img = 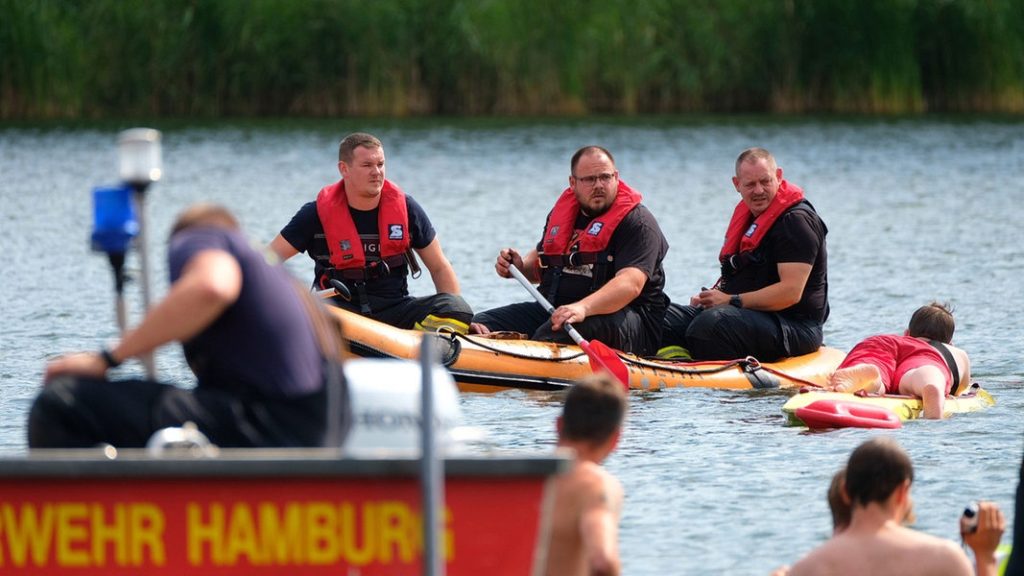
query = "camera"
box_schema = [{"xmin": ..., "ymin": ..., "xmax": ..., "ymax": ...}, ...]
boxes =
[{"xmin": 962, "ymin": 502, "xmax": 979, "ymax": 534}]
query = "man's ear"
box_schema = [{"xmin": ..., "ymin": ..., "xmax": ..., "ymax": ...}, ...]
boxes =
[
  {"xmin": 604, "ymin": 428, "xmax": 622, "ymax": 454},
  {"xmin": 894, "ymin": 479, "xmax": 912, "ymax": 508},
  {"xmin": 776, "ymin": 167, "xmax": 784, "ymax": 180}
]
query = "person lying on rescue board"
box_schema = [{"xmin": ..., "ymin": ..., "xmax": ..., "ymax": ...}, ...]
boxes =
[
  {"xmin": 827, "ymin": 302, "xmax": 971, "ymax": 419},
  {"xmin": 269, "ymin": 132, "xmax": 473, "ymax": 334},
  {"xmin": 470, "ymin": 145, "xmax": 670, "ymax": 356}
]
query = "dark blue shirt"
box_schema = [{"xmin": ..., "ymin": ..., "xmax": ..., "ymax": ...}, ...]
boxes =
[
  {"xmin": 279, "ymin": 193, "xmax": 436, "ymax": 300},
  {"xmin": 168, "ymin": 227, "xmax": 323, "ymax": 398}
]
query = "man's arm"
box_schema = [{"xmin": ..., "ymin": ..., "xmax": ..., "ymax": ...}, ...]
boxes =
[
  {"xmin": 551, "ymin": 267, "xmax": 646, "ymax": 331},
  {"xmin": 268, "ymin": 234, "xmax": 300, "ymax": 263},
  {"xmin": 578, "ymin": 473, "xmax": 622, "ymax": 576},
  {"xmin": 416, "ymin": 237, "xmax": 461, "ymax": 294},
  {"xmin": 44, "ymin": 250, "xmax": 242, "ymax": 382},
  {"xmin": 696, "ymin": 262, "xmax": 811, "ymax": 310}
]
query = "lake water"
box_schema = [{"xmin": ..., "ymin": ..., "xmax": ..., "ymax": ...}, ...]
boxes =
[{"xmin": 1, "ymin": 117, "xmax": 1022, "ymax": 574}]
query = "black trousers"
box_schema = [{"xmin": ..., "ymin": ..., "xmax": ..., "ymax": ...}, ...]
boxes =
[
  {"xmin": 661, "ymin": 303, "xmax": 823, "ymax": 361},
  {"xmin": 472, "ymin": 301, "xmax": 658, "ymax": 356},
  {"xmin": 334, "ymin": 292, "xmax": 473, "ymax": 329},
  {"xmin": 28, "ymin": 376, "xmax": 336, "ymax": 449}
]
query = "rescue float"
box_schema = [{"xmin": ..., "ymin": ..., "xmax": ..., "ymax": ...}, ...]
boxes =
[
  {"xmin": 329, "ymin": 306, "xmax": 846, "ymax": 392},
  {"xmin": 781, "ymin": 385, "xmax": 996, "ymax": 428}
]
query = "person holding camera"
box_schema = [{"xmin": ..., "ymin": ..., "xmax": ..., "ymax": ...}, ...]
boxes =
[{"xmin": 782, "ymin": 437, "xmax": 1001, "ymax": 576}]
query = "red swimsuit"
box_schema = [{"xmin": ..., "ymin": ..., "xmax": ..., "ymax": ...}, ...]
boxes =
[{"xmin": 838, "ymin": 334, "xmax": 953, "ymax": 395}]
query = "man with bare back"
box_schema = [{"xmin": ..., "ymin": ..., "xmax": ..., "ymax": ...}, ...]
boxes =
[{"xmin": 546, "ymin": 373, "xmax": 627, "ymax": 576}]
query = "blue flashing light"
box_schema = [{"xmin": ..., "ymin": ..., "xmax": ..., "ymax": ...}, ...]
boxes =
[{"xmin": 91, "ymin": 185, "xmax": 139, "ymax": 254}]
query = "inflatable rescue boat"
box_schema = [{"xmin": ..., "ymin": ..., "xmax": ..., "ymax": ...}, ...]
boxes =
[{"xmin": 329, "ymin": 306, "xmax": 845, "ymax": 392}]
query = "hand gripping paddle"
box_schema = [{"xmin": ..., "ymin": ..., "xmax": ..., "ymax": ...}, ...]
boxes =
[{"xmin": 508, "ymin": 264, "xmax": 630, "ymax": 390}]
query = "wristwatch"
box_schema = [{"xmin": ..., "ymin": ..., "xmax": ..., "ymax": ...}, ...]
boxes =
[
  {"xmin": 99, "ymin": 348, "xmax": 122, "ymax": 368},
  {"xmin": 729, "ymin": 294, "xmax": 743, "ymax": 308}
]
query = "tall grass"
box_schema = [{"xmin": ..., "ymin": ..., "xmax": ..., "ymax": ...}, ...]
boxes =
[{"xmin": 2, "ymin": 0, "xmax": 1022, "ymax": 119}]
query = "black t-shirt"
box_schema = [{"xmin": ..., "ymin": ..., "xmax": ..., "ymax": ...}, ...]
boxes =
[
  {"xmin": 168, "ymin": 227, "xmax": 324, "ymax": 398},
  {"xmin": 720, "ymin": 202, "xmax": 829, "ymax": 323},
  {"xmin": 537, "ymin": 204, "xmax": 670, "ymax": 330},
  {"xmin": 279, "ymin": 194, "xmax": 436, "ymax": 300}
]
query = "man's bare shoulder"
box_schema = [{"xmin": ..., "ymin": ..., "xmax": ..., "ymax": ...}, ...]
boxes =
[
  {"xmin": 562, "ymin": 461, "xmax": 622, "ymax": 508},
  {"xmin": 790, "ymin": 528, "xmax": 972, "ymax": 576}
]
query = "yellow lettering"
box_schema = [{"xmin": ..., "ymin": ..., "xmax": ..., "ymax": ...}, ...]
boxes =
[
  {"xmin": 306, "ymin": 503, "xmax": 337, "ymax": 564},
  {"xmin": 378, "ymin": 501, "xmax": 415, "ymax": 563},
  {"xmin": 131, "ymin": 504, "xmax": 165, "ymax": 566},
  {"xmin": 223, "ymin": 503, "xmax": 261, "ymax": 565},
  {"xmin": 340, "ymin": 502, "xmax": 375, "ymax": 565},
  {"xmin": 90, "ymin": 504, "xmax": 127, "ymax": 566},
  {"xmin": 1, "ymin": 504, "xmax": 54, "ymax": 567},
  {"xmin": 258, "ymin": 503, "xmax": 303, "ymax": 565},
  {"xmin": 444, "ymin": 506, "xmax": 455, "ymax": 561},
  {"xmin": 55, "ymin": 503, "xmax": 90, "ymax": 567},
  {"xmin": 188, "ymin": 503, "xmax": 223, "ymax": 565}
]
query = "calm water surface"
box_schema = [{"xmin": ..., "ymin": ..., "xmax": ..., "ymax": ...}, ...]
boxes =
[{"xmin": 1, "ymin": 117, "xmax": 1022, "ymax": 575}]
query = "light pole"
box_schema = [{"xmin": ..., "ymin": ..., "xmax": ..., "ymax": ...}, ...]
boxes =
[{"xmin": 117, "ymin": 128, "xmax": 162, "ymax": 378}]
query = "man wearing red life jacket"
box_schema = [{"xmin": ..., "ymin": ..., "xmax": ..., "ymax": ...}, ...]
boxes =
[
  {"xmin": 269, "ymin": 133, "xmax": 472, "ymax": 333},
  {"xmin": 660, "ymin": 147, "xmax": 829, "ymax": 361},
  {"xmin": 470, "ymin": 146, "xmax": 670, "ymax": 356}
]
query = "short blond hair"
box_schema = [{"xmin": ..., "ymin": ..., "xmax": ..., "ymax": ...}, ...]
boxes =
[
  {"xmin": 735, "ymin": 147, "xmax": 777, "ymax": 175},
  {"xmin": 170, "ymin": 203, "xmax": 239, "ymax": 237}
]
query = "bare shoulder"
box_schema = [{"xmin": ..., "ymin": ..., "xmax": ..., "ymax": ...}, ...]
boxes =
[
  {"xmin": 567, "ymin": 462, "xmax": 622, "ymax": 513},
  {"xmin": 899, "ymin": 530, "xmax": 973, "ymax": 575},
  {"xmin": 787, "ymin": 540, "xmax": 837, "ymax": 576},
  {"xmin": 923, "ymin": 537, "xmax": 973, "ymax": 575}
]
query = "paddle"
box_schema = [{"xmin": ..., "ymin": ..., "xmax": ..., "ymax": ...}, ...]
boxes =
[{"xmin": 507, "ymin": 264, "xmax": 630, "ymax": 390}]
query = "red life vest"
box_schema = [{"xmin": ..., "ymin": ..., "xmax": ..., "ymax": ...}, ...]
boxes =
[
  {"xmin": 315, "ymin": 178, "xmax": 410, "ymax": 280},
  {"xmin": 719, "ymin": 179, "xmax": 804, "ymax": 265},
  {"xmin": 541, "ymin": 180, "xmax": 642, "ymax": 260}
]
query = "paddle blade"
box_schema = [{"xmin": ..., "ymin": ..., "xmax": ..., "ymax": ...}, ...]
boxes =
[{"xmin": 578, "ymin": 339, "xmax": 631, "ymax": 391}]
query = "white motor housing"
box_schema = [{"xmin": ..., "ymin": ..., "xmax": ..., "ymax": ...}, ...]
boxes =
[{"xmin": 343, "ymin": 358, "xmax": 465, "ymax": 455}]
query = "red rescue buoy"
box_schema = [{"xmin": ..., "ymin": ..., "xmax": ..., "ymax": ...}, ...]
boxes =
[{"xmin": 795, "ymin": 399, "xmax": 903, "ymax": 430}]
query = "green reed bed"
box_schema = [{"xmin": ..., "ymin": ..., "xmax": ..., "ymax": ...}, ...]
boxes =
[{"xmin": 2, "ymin": 0, "xmax": 1022, "ymax": 119}]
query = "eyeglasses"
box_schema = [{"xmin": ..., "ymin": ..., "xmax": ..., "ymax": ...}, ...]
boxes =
[{"xmin": 574, "ymin": 172, "xmax": 616, "ymax": 186}]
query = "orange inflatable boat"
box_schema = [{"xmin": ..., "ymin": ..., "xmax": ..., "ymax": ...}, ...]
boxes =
[{"xmin": 329, "ymin": 306, "xmax": 845, "ymax": 392}]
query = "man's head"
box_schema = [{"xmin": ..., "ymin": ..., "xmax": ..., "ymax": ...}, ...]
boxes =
[
  {"xmin": 558, "ymin": 373, "xmax": 627, "ymax": 453},
  {"xmin": 569, "ymin": 146, "xmax": 619, "ymax": 217},
  {"xmin": 338, "ymin": 132, "xmax": 385, "ymax": 199},
  {"xmin": 732, "ymin": 147, "xmax": 782, "ymax": 217},
  {"xmin": 907, "ymin": 302, "xmax": 955, "ymax": 343},
  {"xmin": 170, "ymin": 203, "xmax": 240, "ymax": 238},
  {"xmin": 844, "ymin": 437, "xmax": 914, "ymax": 510}
]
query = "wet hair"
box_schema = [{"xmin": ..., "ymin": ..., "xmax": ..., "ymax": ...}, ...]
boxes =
[
  {"xmin": 170, "ymin": 203, "xmax": 240, "ymax": 238},
  {"xmin": 338, "ymin": 132, "xmax": 383, "ymax": 163},
  {"xmin": 570, "ymin": 146, "xmax": 615, "ymax": 175},
  {"xmin": 844, "ymin": 437, "xmax": 914, "ymax": 508},
  {"xmin": 907, "ymin": 302, "xmax": 955, "ymax": 343},
  {"xmin": 560, "ymin": 373, "xmax": 627, "ymax": 445},
  {"xmin": 828, "ymin": 468, "xmax": 851, "ymax": 532},
  {"xmin": 735, "ymin": 147, "xmax": 777, "ymax": 175}
]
